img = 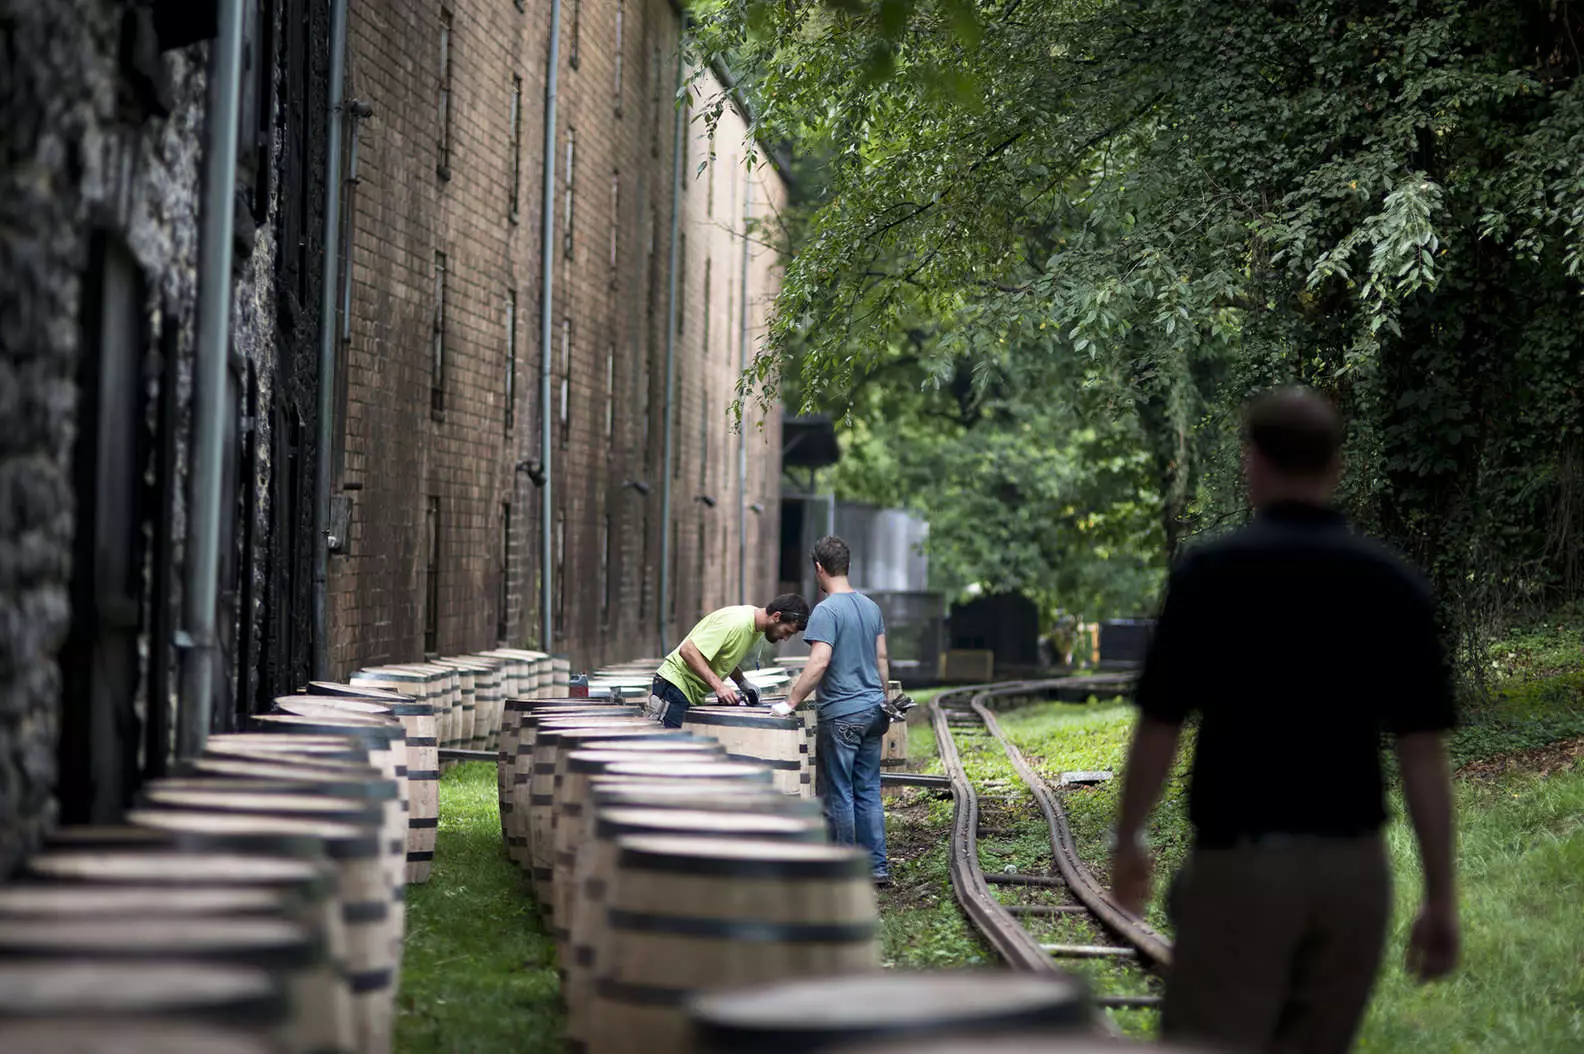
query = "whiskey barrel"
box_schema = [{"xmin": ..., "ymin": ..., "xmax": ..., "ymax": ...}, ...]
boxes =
[
  {"xmin": 827, "ymin": 1035, "xmax": 1163, "ymax": 1053},
  {"xmin": 0, "ymin": 1020, "xmax": 279, "ymax": 1054},
  {"xmin": 20, "ymin": 850, "xmax": 345, "ymax": 979},
  {"xmin": 123, "ymin": 811, "xmax": 394, "ymax": 1054},
  {"xmin": 589, "ymin": 836, "xmax": 879, "ymax": 1054},
  {"xmin": 0, "ymin": 916, "xmax": 347, "ymax": 1054},
  {"xmin": 564, "ymin": 809, "xmax": 826, "ymax": 1049},
  {"xmin": 380, "ymin": 664, "xmax": 459, "ymax": 768},
  {"xmin": 0, "ymin": 961, "xmax": 286, "ymax": 1027},
  {"xmin": 454, "ymin": 656, "xmax": 506, "ymax": 749},
  {"xmin": 680, "ymin": 708, "xmax": 809, "ymax": 796},
  {"xmin": 551, "ymin": 654, "xmax": 571, "ymax": 689},
  {"xmin": 526, "ymin": 720, "xmax": 663, "ymax": 900},
  {"xmin": 434, "ymin": 658, "xmax": 498, "ymax": 751},
  {"xmin": 551, "ymin": 742, "xmax": 730, "ymax": 928},
  {"xmin": 586, "ymin": 780, "xmax": 824, "ymax": 820},
  {"xmin": 508, "ymin": 708, "xmax": 644, "ymax": 870},
  {"xmin": 685, "ymin": 972, "xmax": 1091, "ymax": 1053},
  {"xmin": 275, "ymin": 692, "xmax": 436, "ymax": 886}
]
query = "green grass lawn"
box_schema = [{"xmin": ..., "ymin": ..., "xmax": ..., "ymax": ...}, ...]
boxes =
[{"xmin": 396, "ymin": 763, "xmax": 561, "ymax": 1054}]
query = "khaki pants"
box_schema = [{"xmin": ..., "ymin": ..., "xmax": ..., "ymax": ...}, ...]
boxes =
[{"xmin": 1163, "ymin": 834, "xmax": 1390, "ymax": 1054}]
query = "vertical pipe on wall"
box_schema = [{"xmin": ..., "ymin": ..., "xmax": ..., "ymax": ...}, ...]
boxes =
[
  {"xmin": 540, "ymin": 0, "xmax": 564, "ymax": 654},
  {"xmin": 177, "ymin": 0, "xmax": 246, "ymax": 759},
  {"xmin": 312, "ymin": 0, "xmax": 351, "ymax": 681},
  {"xmin": 735, "ymin": 175, "xmax": 752, "ymax": 604},
  {"xmin": 657, "ymin": 39, "xmax": 686, "ymax": 657}
]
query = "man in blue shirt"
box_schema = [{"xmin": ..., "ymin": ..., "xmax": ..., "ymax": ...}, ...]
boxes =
[{"xmin": 785, "ymin": 535, "xmax": 892, "ymax": 885}]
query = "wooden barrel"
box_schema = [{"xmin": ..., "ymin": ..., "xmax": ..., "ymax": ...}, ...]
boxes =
[
  {"xmin": 0, "ymin": 961, "xmax": 287, "ymax": 1028},
  {"xmin": 586, "ymin": 781, "xmax": 824, "ymax": 820},
  {"xmin": 589, "ymin": 836, "xmax": 879, "ymax": 1054},
  {"xmin": 435, "ymin": 658, "xmax": 496, "ymax": 751},
  {"xmin": 20, "ymin": 850, "xmax": 347, "ymax": 985},
  {"xmin": 497, "ymin": 699, "xmax": 528, "ymax": 859},
  {"xmin": 206, "ymin": 733, "xmax": 371, "ymax": 765},
  {"xmin": 550, "ymin": 742, "xmax": 730, "ymax": 937},
  {"xmin": 450, "ymin": 656, "xmax": 504, "ymax": 750},
  {"xmin": 0, "ymin": 1020, "xmax": 281, "ymax": 1054},
  {"xmin": 0, "ymin": 884, "xmax": 288, "ymax": 921},
  {"xmin": 526, "ymin": 720, "xmax": 662, "ymax": 898},
  {"xmin": 320, "ymin": 680, "xmax": 440, "ymax": 884},
  {"xmin": 0, "ymin": 916, "xmax": 346, "ymax": 1054},
  {"xmin": 552, "ymin": 654, "xmax": 571, "ymax": 689},
  {"xmin": 122, "ymin": 811, "xmax": 394, "ymax": 1054},
  {"xmin": 509, "ymin": 707, "xmax": 644, "ymax": 869},
  {"xmin": 827, "ymin": 1036, "xmax": 1163, "ymax": 1053},
  {"xmin": 565, "ymin": 809, "xmax": 827, "ymax": 1049},
  {"xmin": 680, "ymin": 708, "xmax": 809, "ymax": 797},
  {"xmin": 382, "ymin": 664, "xmax": 457, "ymax": 767},
  {"xmin": 684, "ymin": 972, "xmax": 1091, "ymax": 1053}
]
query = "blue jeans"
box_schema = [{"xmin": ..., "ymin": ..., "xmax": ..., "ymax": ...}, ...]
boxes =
[
  {"xmin": 650, "ymin": 676, "xmax": 691, "ymax": 729},
  {"xmin": 817, "ymin": 705, "xmax": 889, "ymax": 878}
]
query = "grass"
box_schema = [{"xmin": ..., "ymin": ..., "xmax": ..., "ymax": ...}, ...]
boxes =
[{"xmin": 395, "ymin": 763, "xmax": 561, "ymax": 1054}]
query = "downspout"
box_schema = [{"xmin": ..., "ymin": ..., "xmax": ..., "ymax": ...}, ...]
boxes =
[
  {"xmin": 735, "ymin": 176, "xmax": 752, "ymax": 604},
  {"xmin": 312, "ymin": 0, "xmax": 351, "ymax": 680},
  {"xmin": 177, "ymin": 0, "xmax": 246, "ymax": 759},
  {"xmin": 539, "ymin": 0, "xmax": 563, "ymax": 653},
  {"xmin": 657, "ymin": 39, "xmax": 686, "ymax": 656}
]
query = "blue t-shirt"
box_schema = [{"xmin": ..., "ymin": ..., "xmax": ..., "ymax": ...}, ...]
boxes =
[{"xmin": 804, "ymin": 591, "xmax": 886, "ymax": 720}]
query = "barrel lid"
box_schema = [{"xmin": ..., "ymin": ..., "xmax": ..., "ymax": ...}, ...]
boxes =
[
  {"xmin": 595, "ymin": 808, "xmax": 822, "ymax": 841},
  {"xmin": 682, "ymin": 707, "xmax": 802, "ymax": 730},
  {"xmin": 567, "ymin": 746, "xmax": 723, "ymax": 773},
  {"xmin": 0, "ymin": 961, "xmax": 285, "ymax": 1022},
  {"xmin": 600, "ymin": 760, "xmax": 775, "ymax": 783},
  {"xmin": 139, "ymin": 787, "xmax": 382, "ymax": 826},
  {"xmin": 40, "ymin": 826, "xmax": 178, "ymax": 851},
  {"xmin": 540, "ymin": 725, "xmax": 674, "ymax": 747},
  {"xmin": 431, "ymin": 658, "xmax": 492, "ymax": 671},
  {"xmin": 0, "ymin": 916, "xmax": 323, "ymax": 970},
  {"xmin": 588, "ymin": 784, "xmax": 821, "ymax": 817},
  {"xmin": 0, "ymin": 1019, "xmax": 278, "ymax": 1053},
  {"xmin": 23, "ymin": 851, "xmax": 328, "ymax": 889},
  {"xmin": 307, "ymin": 681, "xmax": 409, "ymax": 702},
  {"xmin": 616, "ymin": 835, "xmax": 870, "ymax": 879},
  {"xmin": 687, "ymin": 973, "xmax": 1091, "ymax": 1049},
  {"xmin": 126, "ymin": 809, "xmax": 379, "ymax": 859},
  {"xmin": 150, "ymin": 775, "xmax": 397, "ymax": 803},
  {"xmin": 249, "ymin": 713, "xmax": 404, "ymax": 744},
  {"xmin": 353, "ymin": 668, "xmax": 429, "ymax": 684},
  {"xmin": 824, "ymin": 1036, "xmax": 1152, "ymax": 1054},
  {"xmin": 208, "ymin": 732, "xmax": 363, "ymax": 748},
  {"xmin": 0, "ymin": 885, "xmax": 285, "ymax": 918},
  {"xmin": 280, "ymin": 695, "xmax": 393, "ymax": 717},
  {"xmin": 186, "ymin": 756, "xmax": 387, "ymax": 789}
]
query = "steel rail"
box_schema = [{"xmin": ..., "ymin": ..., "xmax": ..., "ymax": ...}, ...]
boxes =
[
  {"xmin": 970, "ymin": 687, "xmax": 1173, "ymax": 970},
  {"xmin": 929, "ymin": 687, "xmax": 1072, "ymax": 974}
]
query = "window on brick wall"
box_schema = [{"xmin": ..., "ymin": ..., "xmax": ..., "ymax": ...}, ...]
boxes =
[
  {"xmin": 509, "ymin": 75, "xmax": 522, "ymax": 220},
  {"xmin": 604, "ymin": 341, "xmax": 615, "ymax": 441},
  {"xmin": 555, "ymin": 505, "xmax": 566, "ymax": 626},
  {"xmin": 498, "ymin": 503, "xmax": 511, "ymax": 642},
  {"xmin": 569, "ymin": 0, "xmax": 582, "ymax": 69},
  {"xmin": 563, "ymin": 129, "xmax": 576, "ymax": 258},
  {"xmin": 676, "ymin": 233, "xmax": 686, "ymax": 334},
  {"xmin": 701, "ymin": 258, "xmax": 712, "ymax": 353},
  {"xmin": 504, "ymin": 291, "xmax": 516, "ymax": 432},
  {"xmin": 437, "ymin": 9, "xmax": 452, "ymax": 181},
  {"xmin": 609, "ymin": 173, "xmax": 620, "ymax": 273},
  {"xmin": 432, "ymin": 252, "xmax": 446, "ymax": 415},
  {"xmin": 613, "ymin": 0, "xmax": 624, "ymax": 116},
  {"xmin": 650, "ymin": 46, "xmax": 661, "ymax": 158},
  {"xmin": 425, "ymin": 496, "xmax": 441, "ymax": 654},
  {"xmin": 559, "ymin": 318, "xmax": 571, "ymax": 447},
  {"xmin": 599, "ymin": 515, "xmax": 611, "ymax": 618}
]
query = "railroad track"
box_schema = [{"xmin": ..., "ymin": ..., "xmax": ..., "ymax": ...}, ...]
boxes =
[{"xmin": 929, "ymin": 676, "xmax": 1172, "ymax": 1023}]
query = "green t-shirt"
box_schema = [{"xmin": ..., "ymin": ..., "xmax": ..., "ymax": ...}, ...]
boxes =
[{"xmin": 657, "ymin": 605, "xmax": 763, "ymax": 706}]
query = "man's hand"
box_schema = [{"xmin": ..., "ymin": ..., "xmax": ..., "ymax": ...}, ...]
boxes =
[
  {"xmin": 1406, "ymin": 901, "xmax": 1459, "ymax": 982},
  {"xmin": 1109, "ymin": 836, "xmax": 1152, "ymax": 917},
  {"xmin": 714, "ymin": 680, "xmax": 740, "ymax": 706}
]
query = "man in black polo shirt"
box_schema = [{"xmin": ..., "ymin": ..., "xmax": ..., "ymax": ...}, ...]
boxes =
[{"xmin": 1110, "ymin": 387, "xmax": 1459, "ymax": 1052}]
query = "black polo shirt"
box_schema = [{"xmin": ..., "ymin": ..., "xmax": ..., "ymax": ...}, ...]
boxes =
[{"xmin": 1136, "ymin": 501, "xmax": 1456, "ymax": 844}]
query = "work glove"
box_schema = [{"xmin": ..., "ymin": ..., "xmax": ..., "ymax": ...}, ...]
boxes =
[{"xmin": 741, "ymin": 684, "xmax": 761, "ymax": 708}]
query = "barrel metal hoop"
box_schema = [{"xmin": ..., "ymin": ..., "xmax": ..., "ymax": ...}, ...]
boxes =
[
  {"xmin": 723, "ymin": 753, "xmax": 802, "ymax": 771},
  {"xmin": 343, "ymin": 900, "xmax": 390, "ymax": 925},
  {"xmin": 682, "ymin": 712, "xmax": 801, "ymax": 730},
  {"xmin": 615, "ymin": 848, "xmax": 871, "ymax": 881},
  {"xmin": 595, "ymin": 978, "xmax": 688, "ymax": 1007},
  {"xmin": 406, "ymin": 770, "xmax": 442, "ymax": 781},
  {"xmin": 406, "ymin": 850, "xmax": 435, "ymax": 862},
  {"xmin": 407, "ymin": 817, "xmax": 439, "ymax": 829},
  {"xmin": 607, "ymin": 908, "xmax": 877, "ymax": 943},
  {"xmin": 348, "ymin": 967, "xmax": 395, "ymax": 993}
]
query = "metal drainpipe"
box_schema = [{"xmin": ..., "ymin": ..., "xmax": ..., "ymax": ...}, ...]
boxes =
[
  {"xmin": 657, "ymin": 40, "xmax": 686, "ymax": 657},
  {"xmin": 735, "ymin": 175, "xmax": 752, "ymax": 604},
  {"xmin": 312, "ymin": 0, "xmax": 351, "ymax": 681},
  {"xmin": 176, "ymin": 0, "xmax": 246, "ymax": 760},
  {"xmin": 539, "ymin": 0, "xmax": 563, "ymax": 653}
]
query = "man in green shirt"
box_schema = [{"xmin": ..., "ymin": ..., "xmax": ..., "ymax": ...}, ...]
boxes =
[{"xmin": 649, "ymin": 594, "xmax": 811, "ymax": 727}]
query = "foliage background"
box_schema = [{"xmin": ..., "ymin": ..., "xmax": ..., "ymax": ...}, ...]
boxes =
[{"xmin": 694, "ymin": 0, "xmax": 1584, "ymax": 643}]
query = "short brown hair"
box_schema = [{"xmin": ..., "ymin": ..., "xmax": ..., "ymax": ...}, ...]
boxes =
[
  {"xmin": 1242, "ymin": 387, "xmax": 1343, "ymax": 476},
  {"xmin": 811, "ymin": 535, "xmax": 850, "ymax": 576},
  {"xmin": 765, "ymin": 593, "xmax": 810, "ymax": 629}
]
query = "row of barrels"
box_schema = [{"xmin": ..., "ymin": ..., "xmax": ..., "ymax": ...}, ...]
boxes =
[{"xmin": 0, "ymin": 690, "xmax": 420, "ymax": 1053}]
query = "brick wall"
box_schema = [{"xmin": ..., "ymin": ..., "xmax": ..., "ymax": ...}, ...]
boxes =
[{"xmin": 332, "ymin": 0, "xmax": 787, "ymax": 674}]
